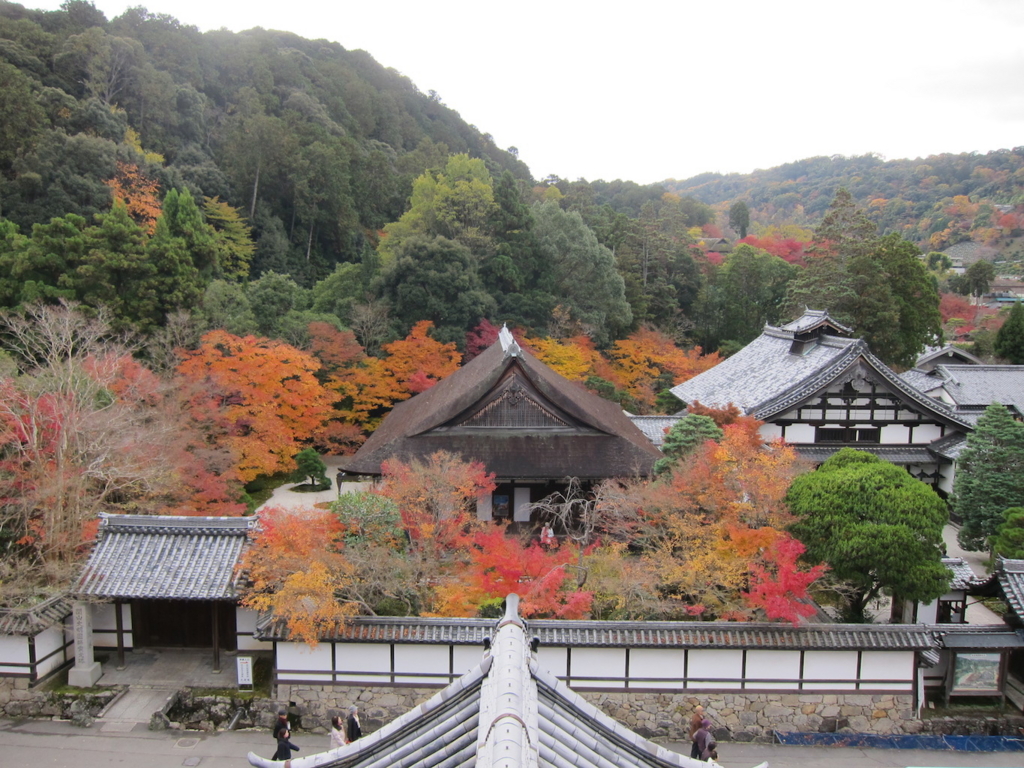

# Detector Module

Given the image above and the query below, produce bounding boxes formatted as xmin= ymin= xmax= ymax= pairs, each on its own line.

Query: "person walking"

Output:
xmin=272 ymin=709 xmax=289 ymax=740
xmin=273 ymin=728 xmax=300 ymax=760
xmin=693 ymin=718 xmax=717 ymax=762
xmin=346 ymin=705 xmax=362 ymax=743
xmin=688 ymin=704 xmax=705 ymax=759
xmin=330 ymin=715 xmax=346 ymax=748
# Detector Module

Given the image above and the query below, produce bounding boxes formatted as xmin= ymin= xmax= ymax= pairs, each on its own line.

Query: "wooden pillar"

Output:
xmin=212 ymin=602 xmax=221 ymax=673
xmin=115 ymin=600 xmax=125 ymax=670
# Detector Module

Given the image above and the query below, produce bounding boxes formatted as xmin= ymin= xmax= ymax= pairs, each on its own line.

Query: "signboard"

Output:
xmin=951 ymin=652 xmax=1000 ymax=693
xmin=237 ymin=656 xmax=253 ymax=688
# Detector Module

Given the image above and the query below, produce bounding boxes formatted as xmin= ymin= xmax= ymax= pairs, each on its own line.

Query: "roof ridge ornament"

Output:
xmin=499 ymin=323 xmax=521 ymax=358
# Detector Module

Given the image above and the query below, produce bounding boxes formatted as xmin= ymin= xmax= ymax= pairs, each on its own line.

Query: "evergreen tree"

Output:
xmin=990 ymin=507 xmax=1024 ymax=559
xmin=953 ymin=403 xmax=1024 ymax=551
xmin=788 ymin=448 xmax=950 ymax=622
xmin=653 ymin=414 xmax=724 ymax=475
xmin=994 ymin=301 xmax=1024 ymax=364
xmin=728 ymin=200 xmax=750 ymax=239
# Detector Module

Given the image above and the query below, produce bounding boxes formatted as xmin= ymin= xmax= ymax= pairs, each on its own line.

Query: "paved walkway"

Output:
xmin=2 ymin=719 xmax=1023 ymax=768
xmin=942 ymin=523 xmax=1002 ymax=624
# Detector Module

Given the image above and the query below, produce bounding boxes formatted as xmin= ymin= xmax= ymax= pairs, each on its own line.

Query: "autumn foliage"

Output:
xmin=177 ymin=330 xmax=332 ymax=482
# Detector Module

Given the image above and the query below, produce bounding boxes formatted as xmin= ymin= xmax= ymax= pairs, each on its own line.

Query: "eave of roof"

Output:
xmin=74 ymin=514 xmax=256 ymax=601
xmin=342 ymin=336 xmax=660 ymax=476
xmin=0 ymin=594 xmax=72 ymax=636
xmin=256 ymin=614 xmax=938 ymax=651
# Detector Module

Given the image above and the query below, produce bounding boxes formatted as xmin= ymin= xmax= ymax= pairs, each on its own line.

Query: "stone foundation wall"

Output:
xmin=579 ymin=691 xmax=917 ymax=742
xmin=272 ymin=684 xmax=923 ymax=742
xmin=0 ymin=676 xmax=120 ymax=720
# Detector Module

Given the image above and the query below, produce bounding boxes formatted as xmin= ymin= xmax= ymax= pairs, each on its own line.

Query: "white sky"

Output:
xmin=26 ymin=0 xmax=1024 ymax=184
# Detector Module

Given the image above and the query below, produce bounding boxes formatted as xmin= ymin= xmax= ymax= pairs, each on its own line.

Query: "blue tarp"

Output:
xmin=772 ymin=731 xmax=1024 ymax=752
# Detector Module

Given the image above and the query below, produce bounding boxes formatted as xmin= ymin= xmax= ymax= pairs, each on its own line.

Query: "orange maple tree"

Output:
xmin=608 ymin=327 xmax=721 ymax=412
xmin=105 ymin=161 xmax=162 ymax=234
xmin=237 ymin=506 xmax=357 ymax=646
xmin=176 ymin=330 xmax=332 ymax=483
xmin=381 ymin=320 xmax=461 ymax=395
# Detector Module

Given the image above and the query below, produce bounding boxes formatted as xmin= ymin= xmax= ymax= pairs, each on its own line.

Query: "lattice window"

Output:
xmin=459 ymin=378 xmax=569 ymax=428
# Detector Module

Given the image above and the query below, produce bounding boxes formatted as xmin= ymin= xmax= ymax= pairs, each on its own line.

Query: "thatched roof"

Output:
xmin=341 ymin=328 xmax=661 ymax=479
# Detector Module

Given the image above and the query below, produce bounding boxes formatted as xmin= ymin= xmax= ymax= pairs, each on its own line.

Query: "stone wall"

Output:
xmin=0 ymin=676 xmax=120 ymax=721
xmin=272 ymin=683 xmax=921 ymax=742
xmin=579 ymin=691 xmax=917 ymax=742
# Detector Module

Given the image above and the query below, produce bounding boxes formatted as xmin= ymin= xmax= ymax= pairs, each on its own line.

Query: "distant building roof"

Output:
xmin=75 ymin=514 xmax=256 ymax=601
xmin=927 ymin=365 xmax=1024 ymax=420
xmin=0 ymin=594 xmax=72 ymax=636
xmin=913 ymin=345 xmax=982 ymax=371
xmin=248 ymin=594 xmax=766 ymax=768
xmin=941 ymin=242 xmax=998 ymax=264
xmin=341 ymin=327 xmax=662 ymax=479
xmin=626 ymin=414 xmax=681 ymax=447
xmin=670 ymin=310 xmax=969 ymax=428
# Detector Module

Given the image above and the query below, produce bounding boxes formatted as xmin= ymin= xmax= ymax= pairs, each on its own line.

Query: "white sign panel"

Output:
xmin=237 ymin=656 xmax=253 ymax=687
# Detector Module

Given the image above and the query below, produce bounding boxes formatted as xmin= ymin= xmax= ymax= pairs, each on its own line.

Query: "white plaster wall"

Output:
xmin=917 ymin=600 xmax=939 ymax=624
xmin=277 ymin=642 xmax=333 ymax=682
xmin=759 ymin=423 xmax=783 ymax=441
xmin=513 ymin=488 xmax=531 ymax=522
xmin=477 ymin=492 xmax=493 ymax=522
xmin=34 ymin=626 xmax=65 ymax=678
xmin=335 ymin=643 xmax=390 ymax=683
xmin=535 ymin=647 xmax=567 ymax=677
xmin=394 ymin=644 xmax=449 ymax=684
xmin=745 ymin=650 xmax=800 ymax=690
xmin=453 ymin=645 xmax=486 ymax=675
xmin=860 ymin=651 xmax=913 ymax=691
xmin=570 ymin=648 xmax=626 ymax=688
xmin=0 ymin=635 xmax=29 ymax=675
xmin=629 ymin=649 xmax=683 ymax=690
xmin=803 ymin=650 xmax=858 ymax=690
xmin=784 ymin=423 xmax=815 ymax=443
xmin=912 ymin=424 xmax=943 ymax=443
xmin=235 ymin=607 xmax=272 ymax=651
xmin=91 ymin=602 xmax=132 ymax=649
xmin=938 ymin=464 xmax=955 ymax=495
xmin=687 ymin=649 xmax=743 ymax=689
xmin=880 ymin=424 xmax=910 ymax=444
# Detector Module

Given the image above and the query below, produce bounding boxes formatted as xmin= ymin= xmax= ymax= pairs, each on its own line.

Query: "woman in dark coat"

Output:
xmin=273 ymin=728 xmax=300 ymax=760
xmin=346 ymin=705 xmax=362 ymax=742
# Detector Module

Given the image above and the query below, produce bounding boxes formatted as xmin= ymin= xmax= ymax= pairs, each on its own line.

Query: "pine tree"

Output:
xmin=994 ymin=301 xmax=1024 ymax=364
xmin=953 ymin=403 xmax=1024 ymax=551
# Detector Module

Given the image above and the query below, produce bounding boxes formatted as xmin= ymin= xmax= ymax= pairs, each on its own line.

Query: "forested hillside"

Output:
xmin=664 ymin=150 xmax=1024 ymax=253
xmin=0 ymin=0 xmax=530 ymax=283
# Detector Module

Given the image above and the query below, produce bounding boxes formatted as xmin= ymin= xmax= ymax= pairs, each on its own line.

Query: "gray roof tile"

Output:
xmin=0 ymin=594 xmax=72 ymax=636
xmin=75 ymin=513 xmax=256 ymax=600
xmin=931 ymin=365 xmax=1024 ymax=417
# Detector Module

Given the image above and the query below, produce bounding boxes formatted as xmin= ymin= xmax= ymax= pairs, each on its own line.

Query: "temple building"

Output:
xmin=668 ymin=310 xmax=972 ymax=492
xmin=341 ymin=327 xmax=662 ymax=522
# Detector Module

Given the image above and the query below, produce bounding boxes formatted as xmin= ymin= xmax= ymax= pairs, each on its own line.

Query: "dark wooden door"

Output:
xmin=131 ymin=600 xmax=236 ymax=649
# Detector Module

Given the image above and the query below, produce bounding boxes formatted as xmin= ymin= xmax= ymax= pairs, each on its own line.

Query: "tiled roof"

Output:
xmin=930 ymin=365 xmax=1024 ymax=418
xmin=899 ymin=368 xmax=942 ymax=394
xmin=913 ymin=346 xmax=982 ymax=370
xmin=780 ymin=309 xmax=853 ymax=335
xmin=796 ymin=445 xmax=940 ymax=465
xmin=247 ymin=595 xmax=764 ymax=768
xmin=627 ymin=414 xmax=681 ymax=446
xmin=670 ymin=313 xmax=970 ymax=429
xmin=75 ymin=514 xmax=256 ymax=601
xmin=256 ymin=613 xmax=937 ymax=651
xmin=0 ymin=594 xmax=72 ymax=636
xmin=942 ymin=557 xmax=982 ymax=591
xmin=928 ymin=432 xmax=968 ymax=460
